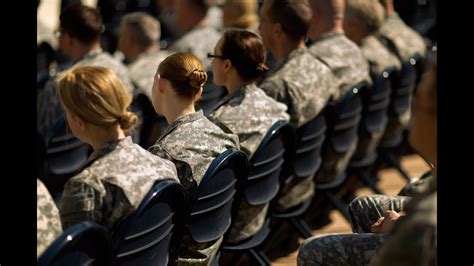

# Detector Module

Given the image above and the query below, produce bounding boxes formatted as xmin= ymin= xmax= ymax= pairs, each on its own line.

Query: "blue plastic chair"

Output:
xmin=111 ymin=179 xmax=185 ymax=266
xmin=272 ymin=114 xmax=327 ymax=239
xmin=41 ymin=114 xmax=92 ymax=193
xmin=348 ymin=67 xmax=397 ymax=194
xmin=378 ymin=53 xmax=422 ymax=182
xmin=220 ymin=121 xmax=295 ymax=266
xmin=187 ymin=149 xmax=249 ymax=243
xmin=38 ymin=222 xmax=111 ymax=266
xmin=316 ymin=81 xmax=367 ymax=221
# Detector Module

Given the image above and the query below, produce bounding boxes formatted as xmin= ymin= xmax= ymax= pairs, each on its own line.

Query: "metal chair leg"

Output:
xmin=248 ymin=248 xmax=272 ymax=266
xmin=289 ymin=217 xmax=313 ymax=239
xmin=324 ymin=191 xmax=351 ymax=223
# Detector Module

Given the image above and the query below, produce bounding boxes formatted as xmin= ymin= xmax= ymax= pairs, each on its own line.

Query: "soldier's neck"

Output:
xmin=73 ymin=42 xmax=101 ymax=62
xmin=87 ymin=124 xmax=126 ymax=152
xmin=225 ymin=72 xmax=251 ymax=94
xmin=274 ymin=39 xmax=305 ymax=62
xmin=165 ymin=101 xmax=196 ymax=125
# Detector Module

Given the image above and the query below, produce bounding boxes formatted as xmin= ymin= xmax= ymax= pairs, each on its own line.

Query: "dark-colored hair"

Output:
xmin=60 ymin=4 xmax=103 ymax=44
xmin=267 ymin=0 xmax=312 ymax=41
xmin=220 ymin=29 xmax=269 ymax=81
xmin=158 ymin=52 xmax=207 ymax=100
xmin=190 ymin=0 xmax=209 ymax=16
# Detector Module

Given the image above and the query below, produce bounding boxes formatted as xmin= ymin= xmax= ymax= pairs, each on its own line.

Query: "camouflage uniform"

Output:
xmin=127 ymin=50 xmax=171 ymax=100
xmin=308 ymin=33 xmax=371 ymax=186
xmin=37 ymin=179 xmax=63 ymax=258
xmin=149 ymin=110 xmax=239 ymax=266
xmin=360 ymin=36 xmax=401 ymax=80
xmin=352 ymin=36 xmax=402 ymax=160
xmin=208 ymin=83 xmax=289 ymax=243
xmin=370 ymin=190 xmax=437 ymax=266
xmin=349 ymin=171 xmax=436 ymax=233
xmin=378 ymin=13 xmax=427 ymax=145
xmin=59 ymin=136 xmax=179 ymax=230
xmin=168 ymin=25 xmax=221 ymax=70
xmin=259 ymin=47 xmax=338 ymax=210
xmin=308 ymin=32 xmax=372 ymax=101
xmin=37 ymin=49 xmax=134 ymax=138
xmin=297 ymin=188 xmax=436 ymax=266
xmin=298 ymin=233 xmax=386 ymax=266
xmin=378 ymin=12 xmax=427 ymax=63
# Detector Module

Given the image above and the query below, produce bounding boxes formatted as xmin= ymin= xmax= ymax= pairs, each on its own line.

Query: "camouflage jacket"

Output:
xmin=149 ymin=110 xmax=239 ymax=192
xmin=260 ymin=47 xmax=338 ymax=127
xmin=308 ymin=32 xmax=371 ymax=100
xmin=127 ymin=50 xmax=171 ymax=100
xmin=360 ymin=35 xmax=402 ymax=78
xmin=59 ymin=136 xmax=179 ymax=230
xmin=371 ymin=188 xmax=437 ymax=266
xmin=208 ymin=83 xmax=289 ymax=158
xmin=168 ymin=25 xmax=221 ymax=70
xmin=378 ymin=12 xmax=427 ymax=63
xmin=37 ymin=48 xmax=134 ymax=138
xmin=37 ymin=179 xmax=63 ymax=258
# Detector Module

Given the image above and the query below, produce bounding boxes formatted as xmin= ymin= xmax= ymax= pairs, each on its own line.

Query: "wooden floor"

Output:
xmin=271 ymin=154 xmax=431 ymax=266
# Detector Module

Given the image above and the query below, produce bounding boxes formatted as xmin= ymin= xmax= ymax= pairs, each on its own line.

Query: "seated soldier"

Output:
xmin=57 ymin=66 xmax=179 ymax=231
xmin=37 ymin=4 xmax=133 ymax=139
xmin=207 ymin=29 xmax=290 ymax=244
xmin=148 ymin=52 xmax=240 ymax=266
xmin=297 ymin=51 xmax=437 ymax=266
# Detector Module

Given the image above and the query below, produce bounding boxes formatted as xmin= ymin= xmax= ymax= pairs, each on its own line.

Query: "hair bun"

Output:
xmin=188 ymin=69 xmax=208 ymax=89
xmin=118 ymin=111 xmax=138 ymax=130
xmin=256 ymin=63 xmax=269 ymax=74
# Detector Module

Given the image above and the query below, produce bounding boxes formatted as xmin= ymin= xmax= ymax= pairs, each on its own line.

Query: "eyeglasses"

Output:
xmin=207 ymin=53 xmax=227 ymax=60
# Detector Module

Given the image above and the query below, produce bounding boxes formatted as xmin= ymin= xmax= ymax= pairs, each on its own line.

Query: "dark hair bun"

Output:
xmin=256 ymin=63 xmax=269 ymax=75
xmin=119 ymin=111 xmax=138 ymax=130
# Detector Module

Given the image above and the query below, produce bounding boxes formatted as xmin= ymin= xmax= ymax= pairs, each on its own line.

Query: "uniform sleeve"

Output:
xmin=259 ymin=79 xmax=291 ymax=107
xmin=37 ymin=78 xmax=63 ymax=138
xmin=59 ymin=179 xmax=103 ymax=229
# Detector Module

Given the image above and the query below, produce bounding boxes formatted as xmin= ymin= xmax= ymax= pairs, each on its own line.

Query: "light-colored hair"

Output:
xmin=121 ymin=12 xmax=161 ymax=49
xmin=158 ymin=52 xmax=207 ymax=100
xmin=58 ymin=66 xmax=137 ymax=130
xmin=345 ymin=0 xmax=384 ymax=34
xmin=223 ymin=0 xmax=258 ymax=29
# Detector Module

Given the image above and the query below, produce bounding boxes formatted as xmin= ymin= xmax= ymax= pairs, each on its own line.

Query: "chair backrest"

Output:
xmin=390 ymin=53 xmax=421 ymax=116
xmin=293 ymin=114 xmax=327 ymax=178
xmin=43 ymin=114 xmax=92 ymax=191
xmin=187 ymin=149 xmax=249 ymax=243
xmin=362 ymin=67 xmax=397 ymax=134
xmin=195 ymin=70 xmax=228 ymax=115
xmin=325 ymin=81 xmax=367 ymax=154
xmin=244 ymin=121 xmax=296 ymax=205
xmin=38 ymin=222 xmax=111 ymax=266
xmin=112 ymin=179 xmax=185 ymax=266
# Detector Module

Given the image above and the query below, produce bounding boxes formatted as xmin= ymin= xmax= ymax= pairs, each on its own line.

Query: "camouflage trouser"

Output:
xmin=398 ymin=172 xmax=434 ymax=197
xmin=348 ymin=195 xmax=411 ymax=233
xmin=380 ymin=110 xmax=411 ymax=143
xmin=314 ymin=141 xmax=357 ymax=184
xmin=227 ymin=200 xmax=268 ymax=243
xmin=297 ymin=233 xmax=386 ymax=266
xmin=352 ymin=128 xmax=385 ymax=160
xmin=176 ymin=234 xmax=223 ymax=266
xmin=276 ymin=174 xmax=315 ymax=211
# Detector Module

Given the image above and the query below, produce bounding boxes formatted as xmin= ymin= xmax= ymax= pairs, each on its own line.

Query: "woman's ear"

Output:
xmin=195 ymin=86 xmax=203 ymax=102
xmin=223 ymin=59 xmax=232 ymax=73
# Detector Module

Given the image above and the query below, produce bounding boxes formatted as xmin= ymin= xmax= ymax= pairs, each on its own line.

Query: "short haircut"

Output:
xmin=267 ymin=0 xmax=312 ymax=41
xmin=60 ymin=4 xmax=102 ymax=44
xmin=121 ymin=12 xmax=161 ymax=49
xmin=345 ymin=0 xmax=384 ymax=34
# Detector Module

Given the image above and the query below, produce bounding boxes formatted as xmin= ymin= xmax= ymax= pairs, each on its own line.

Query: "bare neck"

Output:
xmin=274 ymin=38 xmax=306 ymax=62
xmin=87 ymin=124 xmax=126 ymax=152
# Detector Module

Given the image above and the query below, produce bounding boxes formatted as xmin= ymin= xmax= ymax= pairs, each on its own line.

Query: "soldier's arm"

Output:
xmin=259 ymin=79 xmax=290 ymax=107
xmin=59 ymin=179 xmax=103 ymax=229
xmin=370 ymin=217 xmax=436 ymax=266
